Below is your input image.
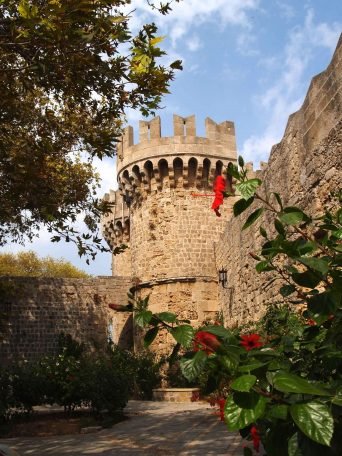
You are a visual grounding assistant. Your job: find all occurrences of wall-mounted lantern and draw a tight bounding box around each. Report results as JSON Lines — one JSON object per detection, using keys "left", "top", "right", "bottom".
{"left": 218, "top": 268, "right": 228, "bottom": 288}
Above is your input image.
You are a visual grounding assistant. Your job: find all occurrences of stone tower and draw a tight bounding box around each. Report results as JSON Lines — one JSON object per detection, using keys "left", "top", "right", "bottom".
{"left": 102, "top": 114, "right": 238, "bottom": 352}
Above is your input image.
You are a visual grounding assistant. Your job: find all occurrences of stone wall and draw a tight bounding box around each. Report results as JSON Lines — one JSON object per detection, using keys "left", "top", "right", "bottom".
{"left": 0, "top": 276, "right": 132, "bottom": 364}
{"left": 216, "top": 35, "right": 342, "bottom": 326}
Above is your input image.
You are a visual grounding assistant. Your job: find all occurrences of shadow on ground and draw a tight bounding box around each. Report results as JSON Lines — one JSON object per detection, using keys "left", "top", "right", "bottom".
{"left": 0, "top": 402, "right": 242, "bottom": 456}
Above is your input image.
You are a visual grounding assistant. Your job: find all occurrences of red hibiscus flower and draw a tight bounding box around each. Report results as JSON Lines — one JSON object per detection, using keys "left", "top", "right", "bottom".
{"left": 240, "top": 334, "right": 263, "bottom": 351}
{"left": 250, "top": 425, "right": 260, "bottom": 452}
{"left": 193, "top": 331, "right": 221, "bottom": 355}
{"left": 211, "top": 175, "right": 226, "bottom": 217}
{"left": 217, "top": 397, "right": 226, "bottom": 421}
{"left": 306, "top": 318, "right": 316, "bottom": 326}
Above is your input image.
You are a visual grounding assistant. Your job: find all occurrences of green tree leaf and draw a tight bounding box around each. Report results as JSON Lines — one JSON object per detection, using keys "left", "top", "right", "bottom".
{"left": 256, "top": 260, "right": 274, "bottom": 273}
{"left": 280, "top": 284, "right": 296, "bottom": 297}
{"left": 275, "top": 219, "right": 286, "bottom": 236}
{"left": 292, "top": 271, "right": 321, "bottom": 288}
{"left": 202, "top": 325, "right": 234, "bottom": 340}
{"left": 231, "top": 375, "right": 256, "bottom": 392}
{"left": 288, "top": 433, "right": 303, "bottom": 456}
{"left": 296, "top": 257, "right": 329, "bottom": 275}
{"left": 279, "top": 208, "right": 310, "bottom": 225}
{"left": 134, "top": 310, "right": 153, "bottom": 328}
{"left": 220, "top": 352, "right": 240, "bottom": 373}
{"left": 144, "top": 327, "right": 159, "bottom": 347}
{"left": 170, "top": 325, "right": 195, "bottom": 347}
{"left": 308, "top": 291, "right": 341, "bottom": 315}
{"left": 179, "top": 351, "right": 207, "bottom": 382}
{"left": 155, "top": 312, "right": 177, "bottom": 323}
{"left": 150, "top": 35, "right": 165, "bottom": 46}
{"left": 272, "top": 192, "right": 283, "bottom": 210}
{"left": 236, "top": 179, "right": 262, "bottom": 200}
{"left": 267, "top": 404, "right": 288, "bottom": 420}
{"left": 238, "top": 360, "right": 265, "bottom": 372}
{"left": 242, "top": 208, "right": 264, "bottom": 230}
{"left": 260, "top": 227, "right": 268, "bottom": 238}
{"left": 238, "top": 156, "right": 245, "bottom": 167}
{"left": 273, "top": 371, "right": 331, "bottom": 396}
{"left": 233, "top": 197, "right": 254, "bottom": 217}
{"left": 225, "top": 392, "right": 266, "bottom": 431}
{"left": 227, "top": 163, "right": 241, "bottom": 179}
{"left": 290, "top": 402, "right": 333, "bottom": 446}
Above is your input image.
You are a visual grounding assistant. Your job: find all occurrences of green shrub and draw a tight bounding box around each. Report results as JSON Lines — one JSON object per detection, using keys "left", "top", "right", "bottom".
{"left": 0, "top": 368, "right": 13, "bottom": 423}
{"left": 0, "top": 335, "right": 162, "bottom": 423}
{"left": 38, "top": 354, "right": 84, "bottom": 411}
{"left": 132, "top": 350, "right": 161, "bottom": 399}
{"left": 11, "top": 362, "right": 45, "bottom": 414}
{"left": 81, "top": 354, "right": 131, "bottom": 413}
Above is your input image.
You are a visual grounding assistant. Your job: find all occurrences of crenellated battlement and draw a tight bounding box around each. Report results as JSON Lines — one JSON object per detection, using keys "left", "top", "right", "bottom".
{"left": 244, "top": 161, "right": 268, "bottom": 179}
{"left": 117, "top": 115, "right": 237, "bottom": 174}
{"left": 103, "top": 114, "right": 238, "bottom": 257}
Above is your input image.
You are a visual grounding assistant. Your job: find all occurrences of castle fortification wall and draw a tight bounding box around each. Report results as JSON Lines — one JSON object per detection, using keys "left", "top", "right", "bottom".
{"left": 216, "top": 35, "right": 342, "bottom": 326}
{"left": 0, "top": 276, "right": 132, "bottom": 364}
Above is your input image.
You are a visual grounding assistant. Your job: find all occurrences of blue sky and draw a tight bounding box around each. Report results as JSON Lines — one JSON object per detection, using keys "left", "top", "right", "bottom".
{"left": 2, "top": 0, "right": 341, "bottom": 275}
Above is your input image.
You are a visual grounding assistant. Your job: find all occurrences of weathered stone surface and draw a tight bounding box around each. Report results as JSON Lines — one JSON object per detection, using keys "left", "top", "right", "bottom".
{"left": 216, "top": 34, "right": 342, "bottom": 327}
{"left": 0, "top": 276, "right": 132, "bottom": 363}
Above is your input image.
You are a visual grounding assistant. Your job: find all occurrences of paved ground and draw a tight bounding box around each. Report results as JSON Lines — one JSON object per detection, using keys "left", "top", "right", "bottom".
{"left": 0, "top": 401, "right": 243, "bottom": 455}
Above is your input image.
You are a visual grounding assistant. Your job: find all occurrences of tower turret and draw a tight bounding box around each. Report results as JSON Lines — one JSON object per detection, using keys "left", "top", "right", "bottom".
{"left": 102, "top": 114, "right": 238, "bottom": 352}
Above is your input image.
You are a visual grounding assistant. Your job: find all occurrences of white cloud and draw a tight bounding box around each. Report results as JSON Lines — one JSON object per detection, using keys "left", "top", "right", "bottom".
{"left": 257, "top": 55, "right": 280, "bottom": 72}
{"left": 187, "top": 63, "right": 200, "bottom": 74}
{"left": 128, "top": 0, "right": 261, "bottom": 47}
{"left": 276, "top": 1, "right": 296, "bottom": 19}
{"left": 241, "top": 9, "right": 341, "bottom": 165}
{"left": 93, "top": 156, "right": 117, "bottom": 194}
{"left": 236, "top": 32, "right": 260, "bottom": 56}
{"left": 187, "top": 35, "right": 201, "bottom": 52}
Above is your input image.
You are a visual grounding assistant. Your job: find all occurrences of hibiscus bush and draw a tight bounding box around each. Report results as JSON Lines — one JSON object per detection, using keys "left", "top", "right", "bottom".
{"left": 134, "top": 157, "right": 342, "bottom": 456}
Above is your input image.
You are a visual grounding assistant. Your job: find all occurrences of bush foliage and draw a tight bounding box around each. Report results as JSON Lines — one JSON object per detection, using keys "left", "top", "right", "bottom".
{"left": 0, "top": 251, "right": 90, "bottom": 278}
{"left": 0, "top": 334, "right": 160, "bottom": 423}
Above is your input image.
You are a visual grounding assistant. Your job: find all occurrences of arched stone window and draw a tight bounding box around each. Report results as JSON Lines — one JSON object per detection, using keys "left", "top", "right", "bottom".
{"left": 188, "top": 157, "right": 198, "bottom": 187}
{"left": 202, "top": 158, "right": 211, "bottom": 188}
{"left": 227, "top": 161, "right": 233, "bottom": 193}
{"left": 132, "top": 165, "right": 142, "bottom": 183}
{"left": 173, "top": 157, "right": 183, "bottom": 186}
{"left": 144, "top": 160, "right": 153, "bottom": 182}
{"left": 158, "top": 159, "right": 169, "bottom": 186}
{"left": 215, "top": 160, "right": 223, "bottom": 177}
{"left": 115, "top": 220, "right": 123, "bottom": 242}
{"left": 124, "top": 218, "right": 130, "bottom": 241}
{"left": 122, "top": 170, "right": 130, "bottom": 185}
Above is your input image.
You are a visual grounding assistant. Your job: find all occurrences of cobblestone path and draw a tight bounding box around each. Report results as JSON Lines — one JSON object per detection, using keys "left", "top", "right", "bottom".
{"left": 0, "top": 401, "right": 242, "bottom": 455}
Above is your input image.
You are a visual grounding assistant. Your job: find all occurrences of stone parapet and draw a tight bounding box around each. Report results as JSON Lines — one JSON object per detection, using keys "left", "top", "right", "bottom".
{"left": 152, "top": 388, "right": 201, "bottom": 402}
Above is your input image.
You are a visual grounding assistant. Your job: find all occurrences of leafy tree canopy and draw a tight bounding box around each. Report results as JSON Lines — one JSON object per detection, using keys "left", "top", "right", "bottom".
{"left": 0, "top": 0, "right": 182, "bottom": 260}
{"left": 0, "top": 250, "right": 90, "bottom": 277}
